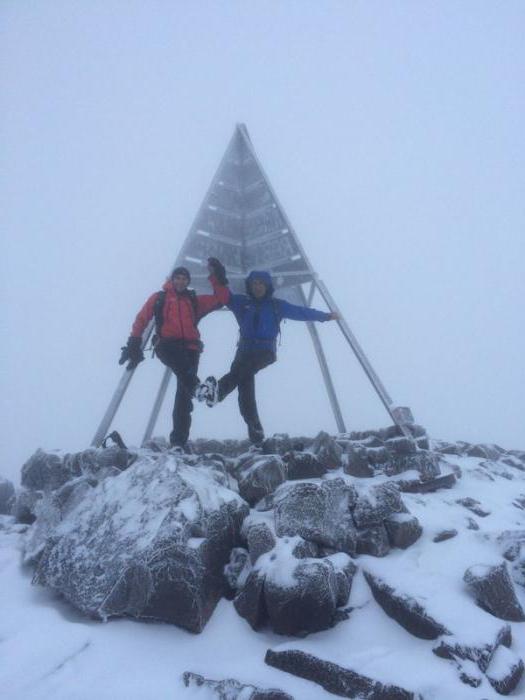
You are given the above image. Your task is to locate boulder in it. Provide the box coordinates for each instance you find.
[182,672,293,700]
[234,538,356,636]
[223,547,250,598]
[356,524,390,557]
[385,436,417,455]
[343,445,374,477]
[236,455,287,506]
[384,451,442,481]
[433,529,458,543]
[0,477,15,515]
[33,455,248,632]
[394,473,456,493]
[433,624,512,673]
[21,449,70,491]
[464,562,525,621]
[24,476,96,565]
[284,451,326,480]
[485,644,524,695]
[353,483,406,529]
[13,489,42,524]
[245,521,277,565]
[274,480,358,555]
[385,514,423,549]
[497,530,525,587]
[310,431,343,469]
[265,649,420,700]
[364,571,449,639]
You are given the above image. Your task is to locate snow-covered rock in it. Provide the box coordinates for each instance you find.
[274,480,358,555]
[235,454,287,506]
[0,476,15,515]
[464,562,525,622]
[32,454,248,632]
[234,537,356,636]
[182,671,293,699]
[265,649,421,699]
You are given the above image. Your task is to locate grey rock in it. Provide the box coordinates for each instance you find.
[433,529,458,543]
[356,524,391,557]
[433,624,511,673]
[223,547,250,598]
[394,473,456,493]
[245,521,277,565]
[237,455,287,506]
[464,562,525,621]
[13,489,43,524]
[234,539,355,636]
[485,644,524,695]
[274,480,358,555]
[0,477,15,515]
[384,451,442,481]
[343,445,374,477]
[284,452,326,480]
[182,671,293,700]
[353,483,406,529]
[385,436,417,455]
[265,649,420,700]
[310,431,343,469]
[33,456,248,632]
[456,497,491,517]
[367,446,390,465]
[385,514,423,549]
[364,571,449,639]
[21,449,70,491]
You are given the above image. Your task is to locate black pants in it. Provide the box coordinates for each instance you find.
[218,348,276,445]
[155,340,200,447]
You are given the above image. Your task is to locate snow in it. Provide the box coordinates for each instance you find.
[1,451,525,699]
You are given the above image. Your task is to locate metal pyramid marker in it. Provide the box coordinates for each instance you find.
[92,124,414,447]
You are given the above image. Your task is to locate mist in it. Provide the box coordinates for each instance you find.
[2,1,524,483]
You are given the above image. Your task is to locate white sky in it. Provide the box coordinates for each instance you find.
[1,1,524,482]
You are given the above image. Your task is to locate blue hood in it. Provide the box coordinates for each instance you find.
[245,270,274,298]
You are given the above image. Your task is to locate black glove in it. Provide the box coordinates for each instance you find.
[207,257,228,285]
[118,336,144,370]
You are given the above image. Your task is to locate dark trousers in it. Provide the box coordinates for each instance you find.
[155,340,200,447]
[218,348,276,444]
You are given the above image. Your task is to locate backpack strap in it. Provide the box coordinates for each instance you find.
[153,290,166,336]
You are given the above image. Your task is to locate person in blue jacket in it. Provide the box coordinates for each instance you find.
[198,264,338,446]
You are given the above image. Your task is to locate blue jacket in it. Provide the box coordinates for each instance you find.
[227,271,330,352]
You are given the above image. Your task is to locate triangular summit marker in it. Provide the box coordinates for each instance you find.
[92,125,415,446]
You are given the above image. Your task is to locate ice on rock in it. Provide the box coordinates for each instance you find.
[32,454,248,632]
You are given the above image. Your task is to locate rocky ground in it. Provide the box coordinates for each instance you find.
[0,426,524,699]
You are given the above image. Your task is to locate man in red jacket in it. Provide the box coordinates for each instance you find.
[119,259,229,450]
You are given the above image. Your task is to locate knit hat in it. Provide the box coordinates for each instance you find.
[171,266,191,283]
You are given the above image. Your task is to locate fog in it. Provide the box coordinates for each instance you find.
[2,1,524,483]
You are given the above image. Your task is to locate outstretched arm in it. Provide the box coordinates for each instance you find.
[195,258,230,317]
[278,299,337,323]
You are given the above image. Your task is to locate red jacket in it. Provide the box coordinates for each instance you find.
[131,275,229,349]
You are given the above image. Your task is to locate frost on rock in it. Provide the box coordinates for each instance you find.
[265,649,420,700]
[182,671,294,699]
[497,529,525,588]
[0,476,15,515]
[235,454,287,506]
[274,479,358,555]
[32,454,248,632]
[484,643,525,695]
[234,536,356,636]
[463,562,525,621]
[309,431,343,469]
